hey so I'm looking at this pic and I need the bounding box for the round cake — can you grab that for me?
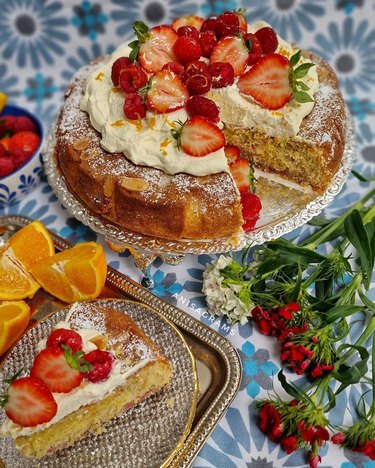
[54,11,346,241]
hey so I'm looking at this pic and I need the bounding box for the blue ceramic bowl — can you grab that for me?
[0,104,44,208]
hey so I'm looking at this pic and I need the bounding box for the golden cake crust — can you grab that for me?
[4,302,173,459]
[55,66,243,241]
[55,51,346,241]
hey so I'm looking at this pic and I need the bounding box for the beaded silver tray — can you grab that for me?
[0,299,198,467]
[0,217,242,468]
[43,115,354,271]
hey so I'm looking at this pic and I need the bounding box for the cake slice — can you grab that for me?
[0,302,173,459]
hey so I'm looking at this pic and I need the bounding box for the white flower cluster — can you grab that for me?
[202,255,253,325]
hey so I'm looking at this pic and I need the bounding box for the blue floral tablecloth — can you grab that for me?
[1,1,374,467]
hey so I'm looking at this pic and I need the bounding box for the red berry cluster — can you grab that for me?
[0,114,41,178]
[109,11,282,156]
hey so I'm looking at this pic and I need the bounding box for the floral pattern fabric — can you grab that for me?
[1,1,374,467]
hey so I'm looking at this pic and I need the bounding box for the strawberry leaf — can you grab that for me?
[62,345,93,372]
[293,63,315,79]
[293,90,314,103]
[289,50,301,67]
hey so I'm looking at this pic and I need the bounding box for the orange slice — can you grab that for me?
[0,246,41,300]
[9,220,55,270]
[0,300,31,355]
[30,242,107,303]
[0,221,55,300]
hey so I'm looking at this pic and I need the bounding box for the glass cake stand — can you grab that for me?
[43,116,355,286]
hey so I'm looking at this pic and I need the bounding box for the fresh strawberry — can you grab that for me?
[208,62,234,88]
[186,95,220,123]
[0,156,14,178]
[83,350,115,383]
[177,25,200,40]
[0,144,7,158]
[0,136,10,151]
[224,145,240,164]
[238,53,292,110]
[111,56,131,86]
[11,148,30,170]
[2,377,57,427]
[119,64,148,93]
[229,158,250,192]
[124,92,147,120]
[146,69,189,113]
[200,18,217,33]
[138,24,177,73]
[161,61,185,76]
[181,60,212,95]
[241,190,262,231]
[30,347,84,393]
[210,35,249,76]
[255,26,278,55]
[0,116,15,138]
[172,15,204,32]
[214,11,240,38]
[234,9,248,33]
[46,328,83,353]
[243,32,263,65]
[8,131,40,158]
[11,116,37,134]
[199,30,217,58]
[173,35,202,63]
[174,116,225,157]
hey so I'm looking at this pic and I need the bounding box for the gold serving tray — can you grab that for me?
[0,215,242,468]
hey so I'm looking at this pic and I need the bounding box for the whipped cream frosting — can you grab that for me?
[80,21,319,177]
[0,310,152,438]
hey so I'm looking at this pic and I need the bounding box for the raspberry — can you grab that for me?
[11,116,37,134]
[123,93,146,120]
[162,61,185,76]
[177,25,200,40]
[186,95,220,123]
[11,149,31,169]
[173,36,202,63]
[46,328,83,353]
[214,11,240,38]
[255,27,278,55]
[119,64,148,94]
[181,61,212,95]
[0,116,15,138]
[111,56,131,86]
[243,33,263,65]
[83,350,115,383]
[200,18,217,33]
[9,131,40,158]
[208,62,234,88]
[241,191,262,232]
[0,156,14,178]
[199,31,217,58]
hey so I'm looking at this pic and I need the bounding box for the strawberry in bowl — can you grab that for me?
[0,104,44,208]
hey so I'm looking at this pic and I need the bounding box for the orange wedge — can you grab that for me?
[30,242,107,303]
[0,221,55,300]
[0,300,31,355]
[9,220,55,270]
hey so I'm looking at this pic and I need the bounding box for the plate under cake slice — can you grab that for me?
[0,301,173,459]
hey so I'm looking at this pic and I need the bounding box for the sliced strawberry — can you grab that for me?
[30,347,83,393]
[224,145,240,164]
[4,377,57,427]
[235,9,248,33]
[238,53,292,110]
[210,35,249,76]
[146,69,189,113]
[139,25,177,74]
[229,158,250,192]
[172,15,205,32]
[179,116,225,157]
